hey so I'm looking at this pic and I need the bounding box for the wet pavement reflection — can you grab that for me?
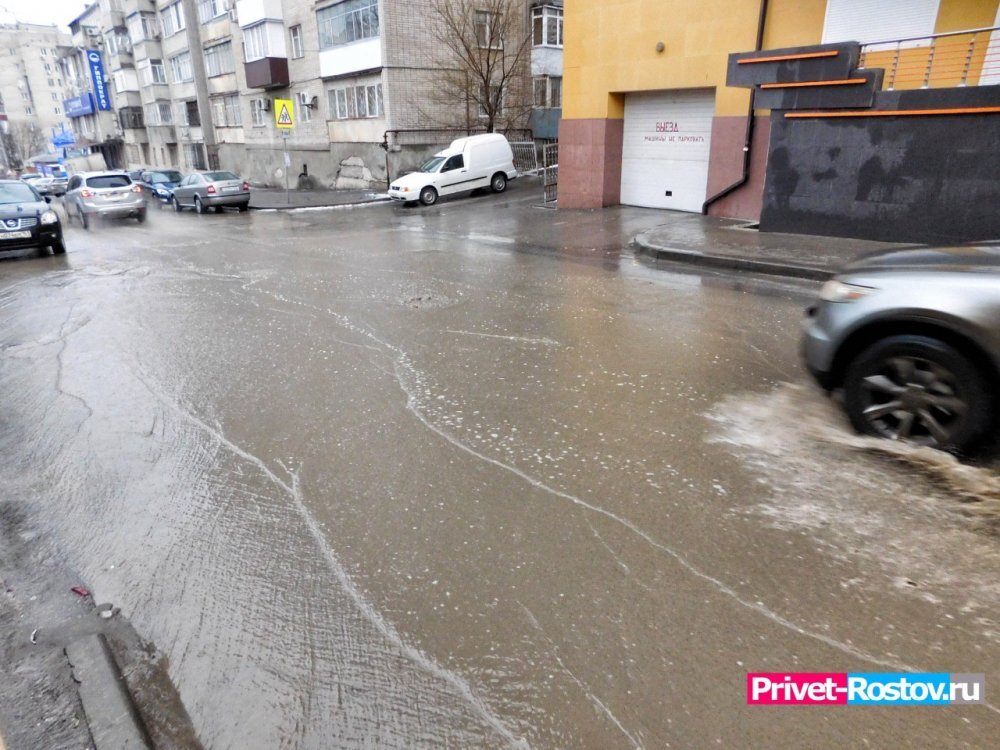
[1,191,997,748]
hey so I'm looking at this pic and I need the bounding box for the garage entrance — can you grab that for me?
[620,89,715,212]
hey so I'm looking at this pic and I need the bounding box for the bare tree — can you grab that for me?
[1,120,48,170]
[428,0,533,133]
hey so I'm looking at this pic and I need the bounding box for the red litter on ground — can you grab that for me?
[71,586,90,597]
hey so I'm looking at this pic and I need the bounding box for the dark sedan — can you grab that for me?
[136,169,183,207]
[803,244,1000,452]
[0,180,65,255]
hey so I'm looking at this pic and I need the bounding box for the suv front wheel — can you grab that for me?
[843,335,993,452]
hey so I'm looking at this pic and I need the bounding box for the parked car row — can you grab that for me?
[54,168,251,229]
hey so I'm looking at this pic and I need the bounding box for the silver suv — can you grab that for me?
[802,244,1000,452]
[64,171,147,229]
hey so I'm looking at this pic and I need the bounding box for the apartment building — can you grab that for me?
[57,2,126,169]
[0,22,71,169]
[49,0,559,186]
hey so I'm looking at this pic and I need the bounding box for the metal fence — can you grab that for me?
[542,143,558,205]
[859,25,1000,90]
[509,142,538,174]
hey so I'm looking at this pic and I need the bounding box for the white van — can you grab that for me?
[388,133,517,206]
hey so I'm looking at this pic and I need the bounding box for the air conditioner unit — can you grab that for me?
[258,98,271,112]
[297,92,316,109]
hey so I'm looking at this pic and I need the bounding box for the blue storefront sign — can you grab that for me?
[86,50,111,111]
[51,126,76,148]
[63,93,95,118]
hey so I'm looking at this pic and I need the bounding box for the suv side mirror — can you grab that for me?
[44,196,51,203]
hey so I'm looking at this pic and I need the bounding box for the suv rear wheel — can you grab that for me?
[843,335,992,452]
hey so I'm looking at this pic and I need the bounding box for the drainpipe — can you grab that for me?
[701,0,768,215]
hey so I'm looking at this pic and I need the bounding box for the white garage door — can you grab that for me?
[620,89,715,212]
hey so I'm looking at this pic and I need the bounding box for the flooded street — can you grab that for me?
[2,186,998,748]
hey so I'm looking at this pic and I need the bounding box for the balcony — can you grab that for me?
[244,57,289,89]
[859,25,1000,90]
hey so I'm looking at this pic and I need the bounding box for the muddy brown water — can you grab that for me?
[1,198,997,748]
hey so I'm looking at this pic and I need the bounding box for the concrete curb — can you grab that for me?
[632,231,833,282]
[249,196,393,211]
[66,635,151,749]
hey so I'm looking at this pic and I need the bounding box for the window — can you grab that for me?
[170,51,193,82]
[177,100,200,126]
[39,47,46,56]
[533,75,562,108]
[197,0,226,24]
[289,24,304,58]
[150,59,167,84]
[532,6,563,47]
[327,82,383,120]
[317,0,379,50]
[44,63,51,73]
[161,2,186,37]
[250,98,267,126]
[203,41,234,77]
[479,83,502,117]
[119,106,144,129]
[146,100,173,125]
[297,93,312,123]
[51,92,58,100]
[442,155,464,171]
[243,23,268,62]
[475,10,502,49]
[54,106,61,114]
[128,12,158,44]
[186,143,207,170]
[48,78,55,87]
[212,94,242,127]
[822,0,940,48]
[25,106,32,115]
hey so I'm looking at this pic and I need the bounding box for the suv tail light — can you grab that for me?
[131,184,142,194]
[80,189,94,198]
[242,181,249,191]
[206,184,217,195]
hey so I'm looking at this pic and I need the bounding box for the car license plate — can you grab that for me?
[0,230,31,240]
[222,186,239,193]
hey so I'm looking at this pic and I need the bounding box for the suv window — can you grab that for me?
[68,176,82,190]
[86,175,132,189]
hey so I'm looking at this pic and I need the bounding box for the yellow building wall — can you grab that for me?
[564,0,832,120]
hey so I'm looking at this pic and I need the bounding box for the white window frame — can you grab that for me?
[327,82,383,120]
[317,0,380,51]
[243,23,268,62]
[212,94,242,127]
[532,6,563,48]
[289,24,304,59]
[475,10,503,49]
[170,51,193,83]
[161,2,186,38]
[197,0,226,24]
[250,97,267,127]
[203,41,234,77]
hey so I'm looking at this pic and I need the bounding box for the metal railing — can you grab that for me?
[542,143,558,205]
[859,25,1000,90]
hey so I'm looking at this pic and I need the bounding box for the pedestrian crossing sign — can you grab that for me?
[275,98,294,129]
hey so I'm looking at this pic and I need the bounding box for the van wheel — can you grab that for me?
[419,186,438,206]
[490,173,508,193]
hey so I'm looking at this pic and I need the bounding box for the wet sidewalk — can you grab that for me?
[249,186,391,210]
[632,213,908,280]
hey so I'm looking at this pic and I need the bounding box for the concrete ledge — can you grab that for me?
[66,635,150,749]
[632,231,832,281]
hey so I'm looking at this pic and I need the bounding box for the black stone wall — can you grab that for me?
[760,86,1000,244]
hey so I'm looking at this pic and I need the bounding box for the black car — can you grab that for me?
[0,180,65,255]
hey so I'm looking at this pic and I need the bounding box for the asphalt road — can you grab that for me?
[1,183,998,748]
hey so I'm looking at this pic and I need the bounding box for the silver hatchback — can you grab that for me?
[64,171,147,229]
[172,171,250,214]
[802,244,1000,452]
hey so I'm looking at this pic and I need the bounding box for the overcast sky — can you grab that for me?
[0,0,91,30]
